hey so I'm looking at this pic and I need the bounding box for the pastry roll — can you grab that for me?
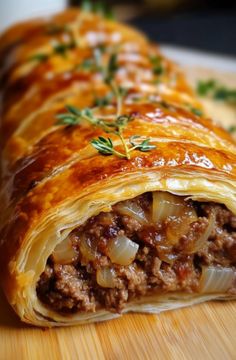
[0,8,235,327]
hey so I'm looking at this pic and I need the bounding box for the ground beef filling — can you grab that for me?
[37,193,236,314]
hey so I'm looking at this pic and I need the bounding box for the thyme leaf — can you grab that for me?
[29,53,49,62]
[45,24,69,35]
[91,137,114,155]
[214,88,236,102]
[76,47,104,73]
[55,46,155,159]
[94,93,114,107]
[116,114,133,128]
[81,0,115,19]
[53,40,76,57]
[197,80,216,96]
[190,107,203,117]
[29,37,76,63]
[81,0,93,12]
[129,136,156,152]
[150,55,164,76]
[228,125,236,133]
[56,115,79,126]
[197,79,236,104]
[56,104,155,159]
[104,53,119,84]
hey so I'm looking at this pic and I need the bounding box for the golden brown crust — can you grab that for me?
[0,8,236,326]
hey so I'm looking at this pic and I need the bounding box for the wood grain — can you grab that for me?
[0,287,235,360]
[0,67,236,360]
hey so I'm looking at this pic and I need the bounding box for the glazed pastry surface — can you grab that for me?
[0,8,235,326]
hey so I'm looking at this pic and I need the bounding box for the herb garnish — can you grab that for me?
[45,24,69,35]
[150,55,164,76]
[56,41,155,159]
[77,59,94,71]
[29,39,77,63]
[214,88,236,102]
[104,53,119,83]
[129,136,156,152]
[189,107,203,117]
[76,47,105,73]
[56,80,156,159]
[57,104,155,159]
[76,49,120,90]
[81,0,115,20]
[29,53,49,62]
[197,80,216,96]
[228,125,236,133]
[81,0,92,12]
[94,93,114,107]
[53,40,76,57]
[197,79,236,104]
[30,1,114,64]
[30,24,77,64]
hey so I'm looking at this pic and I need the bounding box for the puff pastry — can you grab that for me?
[0,8,235,327]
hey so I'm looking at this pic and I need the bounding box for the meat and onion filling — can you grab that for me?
[37,192,236,314]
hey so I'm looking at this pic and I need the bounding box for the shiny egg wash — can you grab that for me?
[0,7,236,326]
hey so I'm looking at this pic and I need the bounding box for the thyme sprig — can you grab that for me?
[56,43,155,159]
[57,105,155,159]
[56,82,156,159]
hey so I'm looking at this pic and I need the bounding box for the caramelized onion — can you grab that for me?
[52,237,77,264]
[152,192,180,223]
[79,235,96,262]
[96,267,116,288]
[108,235,139,265]
[115,200,148,225]
[152,192,197,244]
[200,266,235,293]
[152,192,196,223]
[166,214,197,245]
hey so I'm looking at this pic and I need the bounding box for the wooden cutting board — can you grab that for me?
[0,289,235,360]
[1,67,236,360]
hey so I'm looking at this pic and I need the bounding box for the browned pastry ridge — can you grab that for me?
[0,8,235,326]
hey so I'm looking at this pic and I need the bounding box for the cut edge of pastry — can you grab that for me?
[5,172,236,326]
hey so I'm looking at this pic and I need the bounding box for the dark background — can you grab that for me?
[72,0,236,57]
